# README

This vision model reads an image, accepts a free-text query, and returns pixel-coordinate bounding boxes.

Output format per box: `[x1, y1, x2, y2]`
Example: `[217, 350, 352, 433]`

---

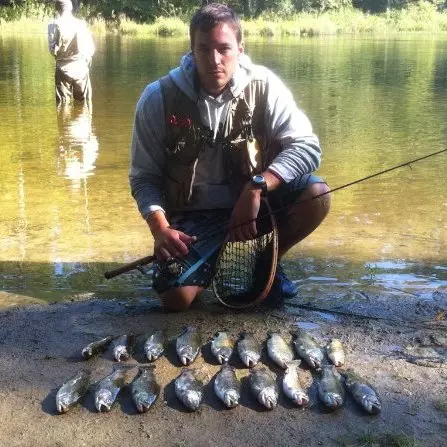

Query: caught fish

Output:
[112, 334, 136, 362]
[131, 366, 160, 413]
[81, 336, 114, 360]
[317, 365, 345, 410]
[341, 369, 382, 414]
[237, 332, 262, 368]
[211, 331, 234, 364]
[56, 369, 91, 414]
[283, 360, 309, 406]
[176, 326, 201, 366]
[249, 367, 279, 410]
[267, 332, 295, 369]
[94, 366, 138, 412]
[174, 368, 204, 411]
[327, 339, 345, 367]
[214, 364, 241, 409]
[292, 328, 326, 370]
[144, 330, 165, 362]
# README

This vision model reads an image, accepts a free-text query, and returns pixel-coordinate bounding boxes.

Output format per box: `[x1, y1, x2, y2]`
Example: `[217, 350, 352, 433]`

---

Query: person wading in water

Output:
[48, 0, 95, 106]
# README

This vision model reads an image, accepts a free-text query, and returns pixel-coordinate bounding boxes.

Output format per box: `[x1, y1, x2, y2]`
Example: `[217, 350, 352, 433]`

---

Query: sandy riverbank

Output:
[0, 288, 445, 447]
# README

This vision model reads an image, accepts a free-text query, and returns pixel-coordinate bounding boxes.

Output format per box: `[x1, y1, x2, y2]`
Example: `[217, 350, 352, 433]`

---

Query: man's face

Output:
[192, 22, 244, 97]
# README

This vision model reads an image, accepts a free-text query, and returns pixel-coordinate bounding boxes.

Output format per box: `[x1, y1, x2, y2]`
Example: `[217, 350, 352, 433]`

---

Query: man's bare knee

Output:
[299, 182, 331, 217]
[160, 286, 201, 312]
[312, 182, 331, 211]
[277, 182, 331, 256]
[304, 182, 331, 201]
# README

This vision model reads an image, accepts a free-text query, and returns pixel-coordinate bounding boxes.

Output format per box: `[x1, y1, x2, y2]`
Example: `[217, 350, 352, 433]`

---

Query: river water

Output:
[0, 33, 446, 305]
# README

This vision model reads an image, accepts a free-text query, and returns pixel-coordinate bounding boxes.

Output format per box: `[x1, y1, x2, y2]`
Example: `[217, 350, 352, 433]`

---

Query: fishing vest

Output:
[159, 67, 282, 209]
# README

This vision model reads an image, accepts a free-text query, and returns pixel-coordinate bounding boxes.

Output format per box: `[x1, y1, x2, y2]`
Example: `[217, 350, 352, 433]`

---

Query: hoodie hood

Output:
[168, 51, 253, 101]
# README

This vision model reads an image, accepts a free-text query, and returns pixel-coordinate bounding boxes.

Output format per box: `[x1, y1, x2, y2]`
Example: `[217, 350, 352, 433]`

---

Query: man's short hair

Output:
[55, 0, 73, 13]
[190, 3, 242, 47]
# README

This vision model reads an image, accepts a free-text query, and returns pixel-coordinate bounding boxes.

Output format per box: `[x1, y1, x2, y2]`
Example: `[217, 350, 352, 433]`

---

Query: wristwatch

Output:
[251, 174, 267, 196]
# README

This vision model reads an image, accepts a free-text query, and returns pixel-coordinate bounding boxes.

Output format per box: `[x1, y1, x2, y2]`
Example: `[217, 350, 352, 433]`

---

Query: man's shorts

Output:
[152, 173, 326, 293]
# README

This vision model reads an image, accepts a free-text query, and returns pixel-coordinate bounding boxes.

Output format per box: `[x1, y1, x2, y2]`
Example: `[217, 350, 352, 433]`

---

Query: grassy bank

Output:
[1, 4, 447, 37]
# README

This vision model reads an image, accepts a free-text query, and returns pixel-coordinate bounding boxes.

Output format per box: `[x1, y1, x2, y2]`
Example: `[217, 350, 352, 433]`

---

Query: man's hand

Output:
[228, 170, 284, 242]
[146, 210, 196, 260]
[153, 227, 196, 260]
[228, 184, 262, 242]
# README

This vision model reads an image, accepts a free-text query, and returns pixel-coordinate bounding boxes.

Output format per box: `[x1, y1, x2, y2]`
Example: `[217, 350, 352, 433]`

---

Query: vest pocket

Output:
[164, 160, 198, 209]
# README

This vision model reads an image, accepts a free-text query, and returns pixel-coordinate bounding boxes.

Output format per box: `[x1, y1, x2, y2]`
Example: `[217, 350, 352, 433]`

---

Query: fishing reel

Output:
[153, 257, 210, 292]
[153, 258, 185, 292]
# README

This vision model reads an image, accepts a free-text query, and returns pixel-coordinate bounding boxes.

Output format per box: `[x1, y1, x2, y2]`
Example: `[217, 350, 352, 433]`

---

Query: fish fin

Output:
[285, 359, 301, 368]
[214, 329, 229, 336]
[178, 327, 189, 337]
[220, 363, 234, 372]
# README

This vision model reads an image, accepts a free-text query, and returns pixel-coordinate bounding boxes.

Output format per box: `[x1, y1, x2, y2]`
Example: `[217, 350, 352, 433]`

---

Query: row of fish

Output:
[174, 362, 381, 414]
[56, 361, 381, 415]
[56, 365, 156, 414]
[64, 327, 380, 414]
[81, 328, 345, 370]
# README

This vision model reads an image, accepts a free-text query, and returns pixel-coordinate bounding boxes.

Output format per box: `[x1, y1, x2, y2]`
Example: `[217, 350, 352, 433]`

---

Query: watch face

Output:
[253, 175, 265, 184]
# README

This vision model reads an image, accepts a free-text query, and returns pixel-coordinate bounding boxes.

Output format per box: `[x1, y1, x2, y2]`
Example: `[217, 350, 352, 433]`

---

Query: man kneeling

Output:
[129, 3, 330, 311]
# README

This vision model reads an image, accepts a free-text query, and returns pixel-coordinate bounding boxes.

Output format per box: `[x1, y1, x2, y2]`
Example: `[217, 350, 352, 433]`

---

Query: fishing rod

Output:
[104, 147, 447, 279]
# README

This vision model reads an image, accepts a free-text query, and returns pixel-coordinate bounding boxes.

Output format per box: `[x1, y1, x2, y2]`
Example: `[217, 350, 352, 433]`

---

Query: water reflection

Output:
[0, 34, 446, 306]
[56, 103, 99, 188]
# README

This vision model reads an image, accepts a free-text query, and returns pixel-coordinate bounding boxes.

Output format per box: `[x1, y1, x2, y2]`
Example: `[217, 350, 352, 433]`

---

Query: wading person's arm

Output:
[76, 21, 95, 67]
[48, 22, 60, 57]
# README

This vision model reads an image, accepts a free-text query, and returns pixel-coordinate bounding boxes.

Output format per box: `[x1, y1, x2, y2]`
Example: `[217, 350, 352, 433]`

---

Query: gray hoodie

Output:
[129, 52, 321, 219]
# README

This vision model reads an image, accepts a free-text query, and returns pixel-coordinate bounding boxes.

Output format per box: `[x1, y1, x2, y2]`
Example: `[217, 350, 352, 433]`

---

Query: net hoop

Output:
[212, 198, 278, 309]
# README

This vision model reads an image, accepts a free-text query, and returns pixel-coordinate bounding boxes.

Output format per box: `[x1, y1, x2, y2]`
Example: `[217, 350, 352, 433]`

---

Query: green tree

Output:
[294, 0, 352, 13]
[354, 0, 445, 12]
